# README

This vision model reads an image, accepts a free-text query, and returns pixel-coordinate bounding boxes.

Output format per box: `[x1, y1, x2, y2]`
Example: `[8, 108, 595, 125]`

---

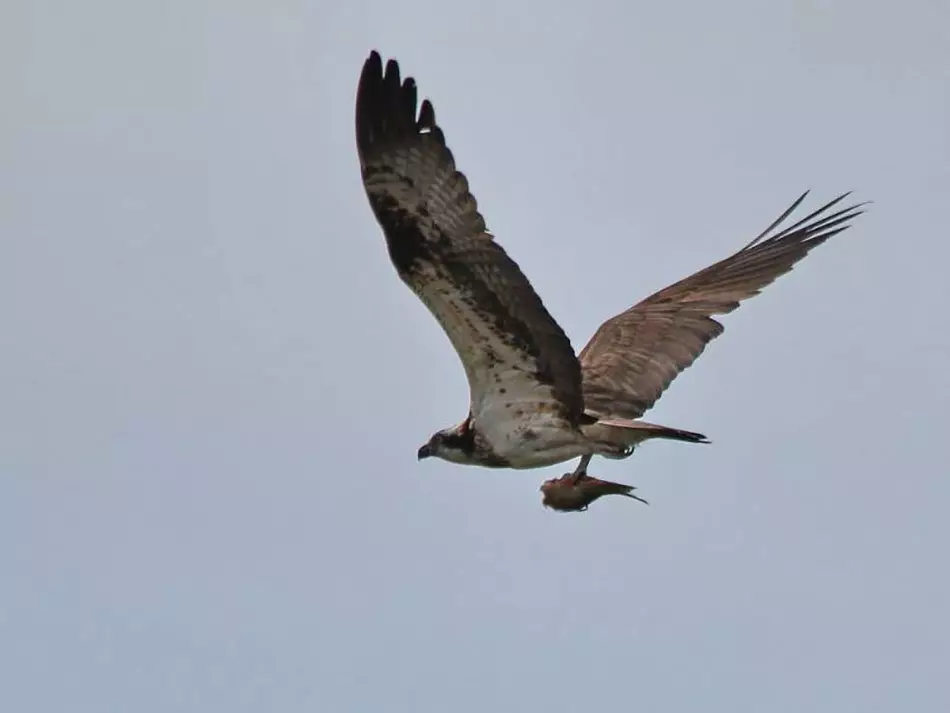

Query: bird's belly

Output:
[478, 412, 588, 469]
[500, 442, 590, 469]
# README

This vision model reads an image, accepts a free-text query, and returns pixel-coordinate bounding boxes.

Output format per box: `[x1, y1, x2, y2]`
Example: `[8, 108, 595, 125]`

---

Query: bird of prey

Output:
[355, 50, 864, 504]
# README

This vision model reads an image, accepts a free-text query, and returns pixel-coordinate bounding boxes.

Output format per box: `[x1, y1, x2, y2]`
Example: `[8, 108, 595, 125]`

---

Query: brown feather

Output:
[579, 192, 867, 420]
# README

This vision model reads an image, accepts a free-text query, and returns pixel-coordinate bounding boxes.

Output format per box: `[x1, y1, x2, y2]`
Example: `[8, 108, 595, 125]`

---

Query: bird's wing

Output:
[356, 51, 584, 423]
[579, 192, 866, 420]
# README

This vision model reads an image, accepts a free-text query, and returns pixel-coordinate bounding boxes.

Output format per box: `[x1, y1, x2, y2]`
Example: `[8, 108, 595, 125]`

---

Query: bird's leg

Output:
[568, 454, 592, 485]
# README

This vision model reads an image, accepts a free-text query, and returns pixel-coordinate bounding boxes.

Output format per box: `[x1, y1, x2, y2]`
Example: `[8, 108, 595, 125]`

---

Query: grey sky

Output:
[2, 1, 949, 711]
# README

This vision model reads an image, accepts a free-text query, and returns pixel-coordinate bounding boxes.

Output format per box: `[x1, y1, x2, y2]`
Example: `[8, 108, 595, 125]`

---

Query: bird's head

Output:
[417, 425, 472, 464]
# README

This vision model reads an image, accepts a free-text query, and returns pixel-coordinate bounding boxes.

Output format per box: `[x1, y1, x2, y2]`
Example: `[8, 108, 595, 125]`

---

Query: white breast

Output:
[474, 400, 588, 469]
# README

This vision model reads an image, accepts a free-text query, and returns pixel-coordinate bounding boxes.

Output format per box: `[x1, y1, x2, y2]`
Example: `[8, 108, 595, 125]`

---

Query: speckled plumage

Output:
[354, 50, 866, 508]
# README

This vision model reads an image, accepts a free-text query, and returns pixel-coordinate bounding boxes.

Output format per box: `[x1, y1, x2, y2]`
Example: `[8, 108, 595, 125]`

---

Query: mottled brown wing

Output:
[579, 192, 866, 420]
[355, 51, 584, 423]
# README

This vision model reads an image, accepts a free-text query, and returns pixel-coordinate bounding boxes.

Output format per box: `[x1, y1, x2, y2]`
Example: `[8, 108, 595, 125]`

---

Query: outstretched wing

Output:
[355, 51, 584, 424]
[579, 192, 866, 420]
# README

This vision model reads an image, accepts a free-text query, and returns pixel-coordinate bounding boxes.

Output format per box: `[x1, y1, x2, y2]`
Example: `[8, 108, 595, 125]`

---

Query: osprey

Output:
[355, 50, 864, 495]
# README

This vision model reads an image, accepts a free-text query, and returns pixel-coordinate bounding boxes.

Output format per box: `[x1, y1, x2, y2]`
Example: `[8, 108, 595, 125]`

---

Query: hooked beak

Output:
[417, 443, 432, 460]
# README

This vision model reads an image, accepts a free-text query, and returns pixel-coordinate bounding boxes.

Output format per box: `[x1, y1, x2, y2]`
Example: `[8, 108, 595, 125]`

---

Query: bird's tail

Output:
[583, 417, 710, 455]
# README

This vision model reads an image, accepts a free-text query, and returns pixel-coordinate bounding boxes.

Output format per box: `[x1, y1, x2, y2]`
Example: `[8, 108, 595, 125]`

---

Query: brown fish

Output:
[540, 473, 649, 512]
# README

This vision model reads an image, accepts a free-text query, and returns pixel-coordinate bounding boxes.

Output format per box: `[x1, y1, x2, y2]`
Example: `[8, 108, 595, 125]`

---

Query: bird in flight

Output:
[354, 50, 865, 510]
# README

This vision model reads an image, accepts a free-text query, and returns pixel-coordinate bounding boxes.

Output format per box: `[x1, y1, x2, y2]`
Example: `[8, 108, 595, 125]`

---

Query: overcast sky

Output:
[3, 1, 949, 711]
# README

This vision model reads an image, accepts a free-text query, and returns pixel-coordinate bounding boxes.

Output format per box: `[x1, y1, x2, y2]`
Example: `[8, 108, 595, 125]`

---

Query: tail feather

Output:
[584, 417, 710, 450]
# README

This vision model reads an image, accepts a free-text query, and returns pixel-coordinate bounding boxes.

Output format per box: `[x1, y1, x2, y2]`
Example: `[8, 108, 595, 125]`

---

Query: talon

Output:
[566, 454, 593, 485]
